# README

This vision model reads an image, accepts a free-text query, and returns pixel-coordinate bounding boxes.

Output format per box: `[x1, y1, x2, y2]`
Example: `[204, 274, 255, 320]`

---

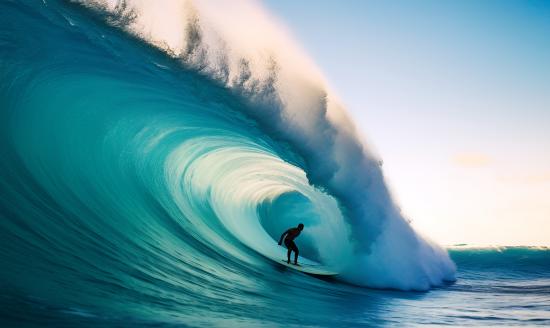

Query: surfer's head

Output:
[298, 223, 304, 230]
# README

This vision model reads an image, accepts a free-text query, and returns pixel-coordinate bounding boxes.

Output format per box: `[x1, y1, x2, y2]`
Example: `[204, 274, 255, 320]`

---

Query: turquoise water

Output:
[1, 1, 548, 326]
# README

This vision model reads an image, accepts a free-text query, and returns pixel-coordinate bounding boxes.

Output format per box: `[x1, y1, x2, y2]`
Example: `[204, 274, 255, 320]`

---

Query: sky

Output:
[262, 0, 550, 246]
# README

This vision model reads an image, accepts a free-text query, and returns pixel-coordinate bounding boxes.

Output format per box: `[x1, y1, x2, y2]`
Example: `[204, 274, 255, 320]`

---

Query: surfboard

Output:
[261, 245, 338, 276]
[277, 260, 338, 276]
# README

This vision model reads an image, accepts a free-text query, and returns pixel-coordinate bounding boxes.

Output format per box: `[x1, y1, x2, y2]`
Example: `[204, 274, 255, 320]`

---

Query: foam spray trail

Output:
[79, 0, 456, 289]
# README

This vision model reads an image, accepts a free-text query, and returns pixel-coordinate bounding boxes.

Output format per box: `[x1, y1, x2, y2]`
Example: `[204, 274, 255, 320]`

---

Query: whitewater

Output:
[1, 0, 549, 327]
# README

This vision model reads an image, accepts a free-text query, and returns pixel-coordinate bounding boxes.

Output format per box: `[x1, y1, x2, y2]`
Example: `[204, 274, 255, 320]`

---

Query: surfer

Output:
[278, 223, 304, 265]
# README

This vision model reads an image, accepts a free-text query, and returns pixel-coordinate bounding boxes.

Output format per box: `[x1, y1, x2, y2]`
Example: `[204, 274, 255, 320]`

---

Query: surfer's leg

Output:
[285, 240, 291, 263]
[291, 242, 299, 265]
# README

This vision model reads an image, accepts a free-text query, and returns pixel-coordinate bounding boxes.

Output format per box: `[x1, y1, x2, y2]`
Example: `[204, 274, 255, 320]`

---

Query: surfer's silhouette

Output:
[278, 223, 304, 265]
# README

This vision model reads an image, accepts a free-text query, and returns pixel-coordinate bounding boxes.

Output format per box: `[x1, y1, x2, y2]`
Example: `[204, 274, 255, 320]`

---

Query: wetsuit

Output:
[278, 227, 302, 264]
[284, 238, 298, 253]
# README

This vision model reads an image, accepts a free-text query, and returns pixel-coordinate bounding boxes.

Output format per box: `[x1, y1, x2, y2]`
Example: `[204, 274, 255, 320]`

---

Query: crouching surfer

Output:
[278, 223, 304, 265]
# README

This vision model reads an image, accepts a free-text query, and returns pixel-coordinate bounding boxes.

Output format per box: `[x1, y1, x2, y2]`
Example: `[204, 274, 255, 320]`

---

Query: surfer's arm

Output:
[278, 230, 289, 245]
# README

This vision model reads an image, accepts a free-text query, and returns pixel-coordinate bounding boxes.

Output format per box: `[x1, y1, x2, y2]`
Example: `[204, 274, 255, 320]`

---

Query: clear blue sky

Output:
[262, 0, 550, 245]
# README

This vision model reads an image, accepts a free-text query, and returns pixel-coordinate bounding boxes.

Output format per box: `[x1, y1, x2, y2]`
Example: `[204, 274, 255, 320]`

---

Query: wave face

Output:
[1, 0, 457, 326]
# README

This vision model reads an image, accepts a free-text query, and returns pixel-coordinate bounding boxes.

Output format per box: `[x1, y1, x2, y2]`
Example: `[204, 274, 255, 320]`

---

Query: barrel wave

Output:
[0, 0, 458, 326]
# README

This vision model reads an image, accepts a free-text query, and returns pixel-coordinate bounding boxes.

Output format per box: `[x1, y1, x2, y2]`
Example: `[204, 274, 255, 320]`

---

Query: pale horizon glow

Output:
[263, 0, 550, 246]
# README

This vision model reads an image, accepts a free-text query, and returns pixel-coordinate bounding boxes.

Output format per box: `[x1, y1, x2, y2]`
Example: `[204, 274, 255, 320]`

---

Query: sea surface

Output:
[1, 1, 549, 326]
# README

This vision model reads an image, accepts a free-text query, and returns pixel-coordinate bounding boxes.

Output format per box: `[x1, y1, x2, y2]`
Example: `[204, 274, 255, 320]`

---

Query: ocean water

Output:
[0, 1, 548, 327]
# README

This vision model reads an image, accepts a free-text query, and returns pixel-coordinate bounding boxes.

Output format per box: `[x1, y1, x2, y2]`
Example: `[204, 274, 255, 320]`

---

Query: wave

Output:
[449, 246, 550, 274]
[81, 0, 457, 289]
[0, 5, 456, 325]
